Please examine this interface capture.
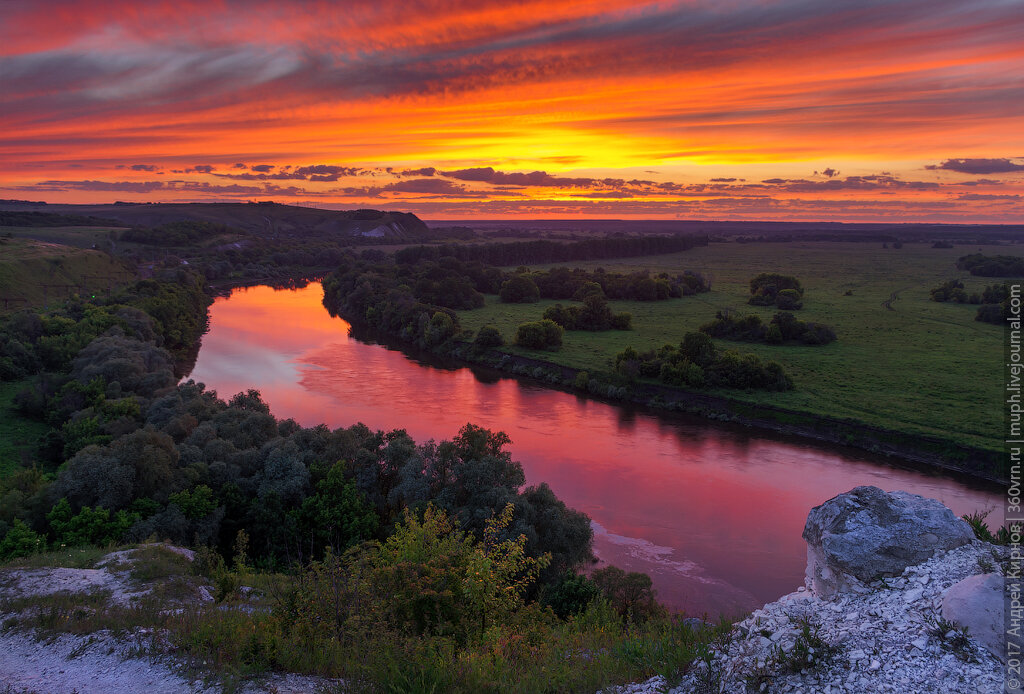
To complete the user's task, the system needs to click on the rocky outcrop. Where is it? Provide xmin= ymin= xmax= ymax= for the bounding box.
xmin=942 ymin=572 xmax=1006 ymax=662
xmin=613 ymin=488 xmax=1005 ymax=694
xmin=802 ymin=485 xmax=975 ymax=597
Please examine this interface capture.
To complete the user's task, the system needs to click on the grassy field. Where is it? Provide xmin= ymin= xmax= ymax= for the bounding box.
xmin=456 ymin=241 xmax=1008 ymax=452
xmin=0 ymin=237 xmax=133 ymax=314
xmin=0 ymin=380 xmax=47 ymax=477
xmin=0 ymin=225 xmax=126 ymax=249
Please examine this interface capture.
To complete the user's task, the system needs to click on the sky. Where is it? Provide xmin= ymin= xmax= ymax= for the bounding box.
xmin=2 ymin=0 xmax=1023 ymax=222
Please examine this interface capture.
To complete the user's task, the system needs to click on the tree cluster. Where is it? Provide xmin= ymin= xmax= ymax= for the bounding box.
xmin=519 ymin=267 xmax=710 ymax=302
xmin=322 ymin=261 xmax=463 ymax=351
xmin=956 ymin=254 xmax=1024 ymax=277
xmin=542 ymin=295 xmax=632 ymax=332
xmin=699 ymin=310 xmax=836 ymax=345
xmin=393 ymin=235 xmax=707 ymax=267
xmin=121 ymin=220 xmax=239 ymax=246
xmin=515 ymin=320 xmax=564 ymax=351
xmin=614 ymin=332 xmax=793 ymax=391
xmin=748 ymin=273 xmax=804 ymax=309
xmin=929 ymin=280 xmax=1013 ymax=324
xmin=0 ymin=269 xmax=209 ymax=382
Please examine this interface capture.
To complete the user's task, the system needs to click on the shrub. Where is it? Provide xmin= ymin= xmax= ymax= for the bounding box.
xmin=499 ymin=275 xmax=540 ymax=303
xmin=591 ymin=566 xmax=664 ymax=624
xmin=748 ymin=273 xmax=803 ymax=308
xmin=473 ymin=325 xmax=504 ymax=350
xmin=775 ymin=289 xmax=803 ymax=310
xmin=976 ymin=303 xmax=1006 ymax=324
xmin=515 ymin=320 xmax=563 ymax=350
xmin=542 ymin=572 xmax=600 ymax=619
xmin=0 ymin=519 xmax=44 ymax=560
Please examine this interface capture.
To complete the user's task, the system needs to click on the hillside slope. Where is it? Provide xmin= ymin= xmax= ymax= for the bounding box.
xmin=0 ymin=238 xmax=132 ymax=312
xmin=0 ymin=202 xmax=430 ymax=241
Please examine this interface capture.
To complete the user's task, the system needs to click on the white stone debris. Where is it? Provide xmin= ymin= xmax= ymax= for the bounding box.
xmin=607 ymin=486 xmax=1008 ymax=694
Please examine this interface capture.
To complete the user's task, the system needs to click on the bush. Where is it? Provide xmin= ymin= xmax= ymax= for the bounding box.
xmin=515 ymin=320 xmax=564 ymax=350
xmin=748 ymin=273 xmax=803 ymax=308
xmin=976 ymin=303 xmax=1006 ymax=324
xmin=591 ymin=566 xmax=663 ymax=624
xmin=473 ymin=325 xmax=504 ymax=350
xmin=0 ymin=519 xmax=44 ymax=560
xmin=542 ymin=572 xmax=600 ymax=619
xmin=499 ymin=275 xmax=540 ymax=303
xmin=775 ymin=288 xmax=803 ymax=310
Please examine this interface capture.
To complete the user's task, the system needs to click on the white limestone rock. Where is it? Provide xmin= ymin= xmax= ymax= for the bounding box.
xmin=941 ymin=572 xmax=1006 ymax=662
xmin=802 ymin=486 xmax=974 ymax=597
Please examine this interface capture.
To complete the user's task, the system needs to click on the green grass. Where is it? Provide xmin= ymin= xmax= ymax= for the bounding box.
xmin=456 ymin=241 xmax=1005 ymax=452
xmin=0 ymin=225 xmax=127 ymax=249
xmin=0 ymin=237 xmax=134 ymax=314
xmin=0 ymin=548 xmax=732 ymax=693
xmin=0 ymin=380 xmax=48 ymax=478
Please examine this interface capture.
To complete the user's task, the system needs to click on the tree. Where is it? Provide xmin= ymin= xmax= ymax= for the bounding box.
xmin=499 ymin=275 xmax=540 ymax=303
xmin=591 ymin=566 xmax=663 ymax=623
xmin=473 ymin=325 xmax=504 ymax=350
xmin=0 ymin=519 xmax=43 ymax=560
xmin=680 ymin=332 xmax=716 ymax=368
xmin=296 ymin=462 xmax=378 ymax=559
xmin=515 ymin=320 xmax=563 ymax=350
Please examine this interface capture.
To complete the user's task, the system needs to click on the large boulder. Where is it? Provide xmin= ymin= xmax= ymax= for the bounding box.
xmin=802 ymin=486 xmax=974 ymax=597
xmin=942 ymin=573 xmax=1005 ymax=662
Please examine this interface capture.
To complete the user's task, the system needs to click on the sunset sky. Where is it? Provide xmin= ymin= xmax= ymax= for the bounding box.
xmin=2 ymin=0 xmax=1023 ymax=221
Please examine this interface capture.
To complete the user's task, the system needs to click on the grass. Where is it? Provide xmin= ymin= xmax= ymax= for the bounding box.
xmin=0 ymin=379 xmax=48 ymax=478
xmin=0 ymin=236 xmax=134 ymax=314
xmin=0 ymin=546 xmax=733 ymax=693
xmin=0 ymin=225 xmax=127 ymax=250
xmin=456 ymin=241 xmax=1006 ymax=452
xmin=1 ymin=545 xmax=109 ymax=570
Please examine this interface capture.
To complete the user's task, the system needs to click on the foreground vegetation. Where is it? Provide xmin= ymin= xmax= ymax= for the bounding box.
xmin=0 ymin=541 xmax=729 ymax=692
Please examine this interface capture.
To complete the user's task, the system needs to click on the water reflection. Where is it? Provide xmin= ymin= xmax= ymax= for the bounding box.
xmin=188 ymin=283 xmax=1003 ymax=617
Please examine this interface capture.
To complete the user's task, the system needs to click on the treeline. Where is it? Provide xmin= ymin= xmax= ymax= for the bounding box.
xmin=394 ymin=235 xmax=707 ymax=266
xmin=957 ymin=254 xmax=1024 ymax=277
xmin=699 ymin=311 xmax=837 ymax=346
xmin=501 ymin=266 xmax=710 ymax=303
xmin=614 ymin=332 xmax=793 ymax=391
xmin=121 ymin=220 xmax=239 ymax=246
xmin=0 ymin=211 xmax=123 ymax=227
xmin=929 ymin=279 xmax=1012 ymax=325
xmin=322 ymin=260 xmax=464 ymax=350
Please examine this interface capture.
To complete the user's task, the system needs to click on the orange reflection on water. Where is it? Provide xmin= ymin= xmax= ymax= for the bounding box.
xmin=189 ymin=284 xmax=1003 ymax=616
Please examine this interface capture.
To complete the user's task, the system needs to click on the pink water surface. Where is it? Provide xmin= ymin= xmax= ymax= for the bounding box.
xmin=188 ymin=283 xmax=1004 ymax=616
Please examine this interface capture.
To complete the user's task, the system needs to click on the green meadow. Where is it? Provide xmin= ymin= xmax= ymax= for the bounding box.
xmin=456 ymin=241 xmax=1007 ymax=452
xmin=0 ymin=236 xmax=132 ymax=313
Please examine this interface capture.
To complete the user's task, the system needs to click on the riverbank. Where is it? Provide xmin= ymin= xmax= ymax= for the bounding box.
xmin=340 ymin=317 xmax=1005 ymax=483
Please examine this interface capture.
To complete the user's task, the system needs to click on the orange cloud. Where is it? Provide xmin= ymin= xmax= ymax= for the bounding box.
xmin=0 ymin=0 xmax=1022 ymax=220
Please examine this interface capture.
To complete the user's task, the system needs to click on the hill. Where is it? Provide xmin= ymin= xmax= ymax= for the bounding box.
xmin=0 ymin=237 xmax=132 ymax=312
xmin=0 ymin=201 xmax=430 ymax=242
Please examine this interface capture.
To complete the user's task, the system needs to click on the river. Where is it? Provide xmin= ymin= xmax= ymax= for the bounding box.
xmin=187 ymin=283 xmax=1003 ymax=617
